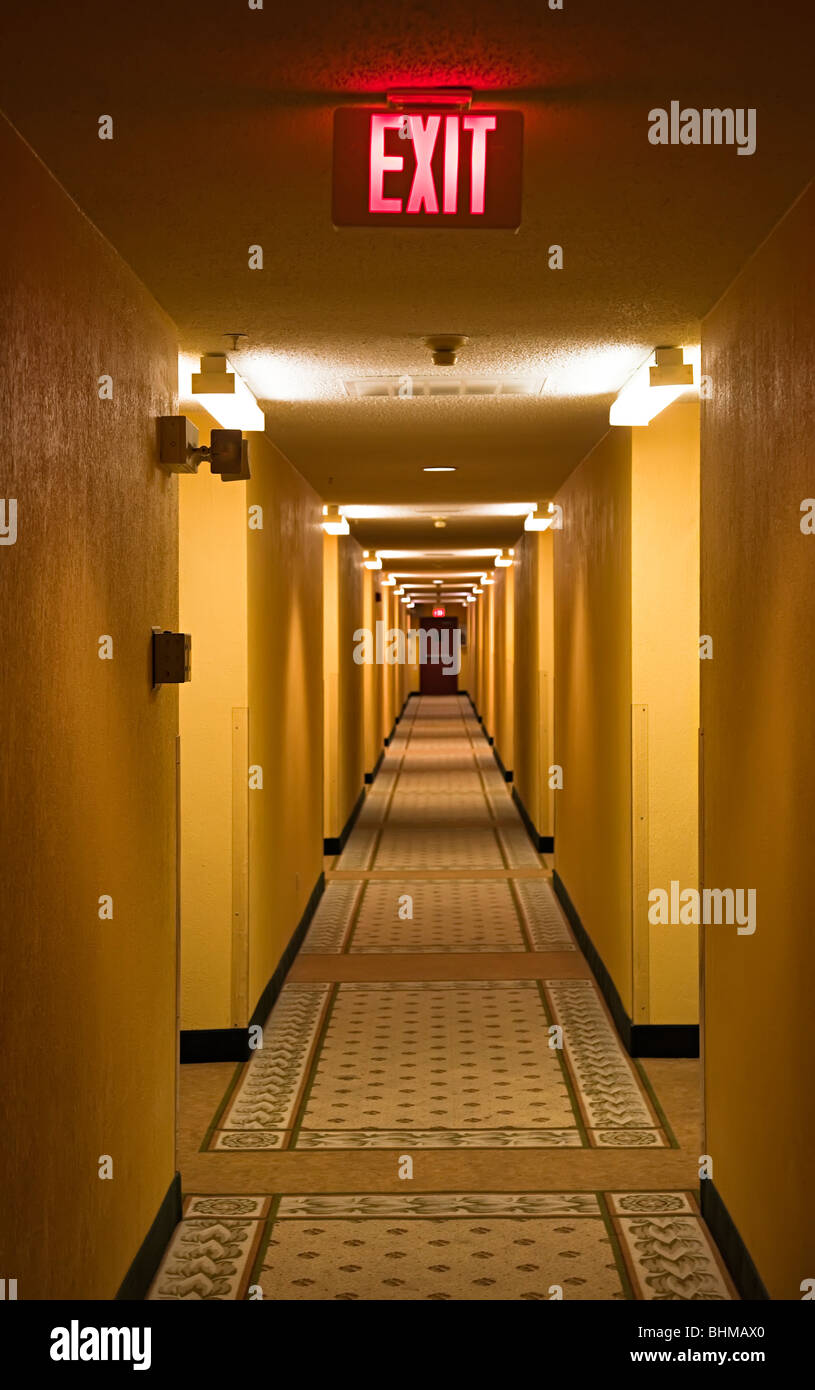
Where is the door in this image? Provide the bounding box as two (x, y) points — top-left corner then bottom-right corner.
(418, 615), (459, 694)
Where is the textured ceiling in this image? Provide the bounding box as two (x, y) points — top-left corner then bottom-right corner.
(2, 0), (812, 566)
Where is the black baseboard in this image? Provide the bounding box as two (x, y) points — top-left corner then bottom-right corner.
(700, 1181), (769, 1301)
(364, 747), (385, 784)
(323, 786), (365, 855)
(181, 871), (326, 1064)
(115, 1171), (181, 1300)
(511, 786), (554, 854)
(179, 1028), (248, 1063)
(248, 871), (325, 1032)
(552, 871), (699, 1059)
(491, 743), (513, 783)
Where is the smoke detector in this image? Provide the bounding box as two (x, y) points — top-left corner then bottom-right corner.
(425, 335), (468, 367)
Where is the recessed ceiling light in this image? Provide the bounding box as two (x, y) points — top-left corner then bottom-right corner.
(423, 466), (457, 472)
(433, 519), (447, 528)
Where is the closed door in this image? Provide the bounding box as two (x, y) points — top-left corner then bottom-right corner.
(418, 616), (459, 694)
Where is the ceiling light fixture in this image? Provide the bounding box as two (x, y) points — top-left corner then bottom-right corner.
(363, 550), (383, 570)
(495, 548), (514, 568)
(423, 466), (457, 472)
(322, 503), (350, 536)
(524, 501), (555, 532)
(381, 572), (396, 586)
(481, 572), (495, 585)
(433, 518), (447, 529)
(609, 346), (698, 426)
(190, 354), (265, 431)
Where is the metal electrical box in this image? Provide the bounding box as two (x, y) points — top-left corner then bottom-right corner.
(152, 630), (191, 686)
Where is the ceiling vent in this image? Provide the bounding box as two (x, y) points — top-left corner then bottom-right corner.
(344, 377), (544, 399)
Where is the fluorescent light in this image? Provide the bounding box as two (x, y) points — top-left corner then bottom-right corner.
(423, 466), (457, 472)
(189, 354), (265, 431)
(495, 548), (514, 567)
(363, 550), (383, 570)
(381, 572), (396, 586)
(610, 347), (698, 426)
(481, 572), (494, 585)
(322, 504), (350, 536)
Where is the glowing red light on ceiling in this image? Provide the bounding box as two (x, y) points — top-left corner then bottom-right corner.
(432, 606), (446, 617)
(332, 108), (523, 229)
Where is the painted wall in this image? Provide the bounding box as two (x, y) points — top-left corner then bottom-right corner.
(492, 566), (515, 774)
(323, 531), (364, 840)
(513, 530), (555, 839)
(178, 423), (247, 1030)
(631, 406), (700, 1024)
(0, 119), (178, 1297)
(701, 185), (815, 1297)
(554, 410), (700, 1027)
(246, 434), (324, 1014)
(554, 428), (634, 1011)
(362, 570), (385, 775)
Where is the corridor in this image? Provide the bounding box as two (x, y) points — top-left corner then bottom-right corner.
(2, 0), (814, 1356)
(151, 696), (733, 1301)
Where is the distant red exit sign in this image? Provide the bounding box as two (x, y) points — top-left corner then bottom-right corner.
(432, 606), (446, 617)
(332, 109), (524, 229)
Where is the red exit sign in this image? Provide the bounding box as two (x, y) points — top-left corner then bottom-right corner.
(432, 606), (446, 617)
(332, 109), (524, 229)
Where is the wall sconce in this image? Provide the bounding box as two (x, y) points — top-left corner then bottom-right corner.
(158, 418), (250, 482)
(322, 504), (350, 535)
(190, 354), (265, 431)
(524, 501), (554, 531)
(610, 346), (698, 426)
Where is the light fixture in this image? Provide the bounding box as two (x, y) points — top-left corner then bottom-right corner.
(394, 586), (405, 596)
(609, 347), (698, 426)
(466, 594), (476, 603)
(363, 550), (383, 570)
(423, 466), (457, 473)
(495, 548), (514, 567)
(381, 572), (396, 586)
(481, 572), (495, 585)
(387, 88), (473, 110)
(473, 587), (483, 594)
(524, 501), (555, 532)
(322, 503), (350, 536)
(433, 518), (447, 528)
(190, 354), (265, 431)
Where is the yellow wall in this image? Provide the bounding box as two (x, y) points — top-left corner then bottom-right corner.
(246, 435), (324, 1014)
(178, 422), (247, 1030)
(492, 567), (515, 772)
(0, 118), (178, 1297)
(179, 429), (323, 1029)
(700, 184), (815, 1297)
(631, 406), (700, 1023)
(362, 571), (385, 774)
(512, 530), (555, 838)
(553, 409), (700, 1026)
(323, 532), (365, 839)
(555, 428), (635, 1011)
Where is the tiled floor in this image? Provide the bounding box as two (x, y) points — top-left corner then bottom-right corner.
(152, 695), (734, 1300)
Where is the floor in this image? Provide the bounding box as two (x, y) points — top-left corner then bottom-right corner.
(152, 694), (736, 1301)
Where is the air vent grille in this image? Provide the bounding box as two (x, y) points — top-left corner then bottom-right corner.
(344, 376), (543, 399)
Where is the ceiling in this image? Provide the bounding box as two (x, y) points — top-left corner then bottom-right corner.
(2, 0), (812, 571)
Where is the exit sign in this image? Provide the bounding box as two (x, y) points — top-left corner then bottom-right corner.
(432, 606), (446, 617)
(332, 109), (524, 229)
